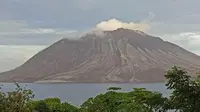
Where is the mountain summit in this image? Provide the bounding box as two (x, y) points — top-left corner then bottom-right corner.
(1, 28), (200, 83)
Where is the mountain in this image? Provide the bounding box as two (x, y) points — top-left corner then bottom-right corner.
(0, 28), (200, 83)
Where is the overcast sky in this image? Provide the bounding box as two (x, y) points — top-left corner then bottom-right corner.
(1, 0), (200, 72)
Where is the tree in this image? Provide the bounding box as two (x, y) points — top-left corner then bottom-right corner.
(195, 72), (200, 85)
(32, 98), (78, 112)
(0, 83), (34, 112)
(81, 87), (166, 112)
(165, 66), (200, 112)
(33, 100), (52, 112)
(128, 88), (168, 112)
(107, 87), (122, 91)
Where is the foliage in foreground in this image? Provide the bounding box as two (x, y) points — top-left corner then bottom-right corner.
(1, 66), (200, 112)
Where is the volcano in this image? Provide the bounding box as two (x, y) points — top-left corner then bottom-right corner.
(0, 28), (200, 83)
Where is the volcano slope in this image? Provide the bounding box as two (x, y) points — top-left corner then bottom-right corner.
(0, 28), (200, 83)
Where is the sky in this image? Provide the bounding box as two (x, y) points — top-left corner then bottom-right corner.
(1, 0), (200, 72)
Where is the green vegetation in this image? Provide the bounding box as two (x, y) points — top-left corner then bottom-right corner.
(1, 66), (200, 112)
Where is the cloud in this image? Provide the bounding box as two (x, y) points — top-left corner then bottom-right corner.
(0, 29), (77, 35)
(0, 21), (77, 35)
(0, 20), (79, 45)
(0, 20), (27, 32)
(95, 18), (150, 32)
(0, 45), (46, 72)
(83, 28), (108, 38)
(161, 32), (200, 55)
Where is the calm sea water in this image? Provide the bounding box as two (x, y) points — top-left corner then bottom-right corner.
(0, 83), (170, 106)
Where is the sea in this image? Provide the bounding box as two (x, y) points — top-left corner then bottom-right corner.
(0, 83), (170, 106)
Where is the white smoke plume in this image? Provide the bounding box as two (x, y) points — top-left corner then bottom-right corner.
(96, 18), (150, 32)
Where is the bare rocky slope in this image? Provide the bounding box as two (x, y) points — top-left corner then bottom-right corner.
(0, 28), (200, 83)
